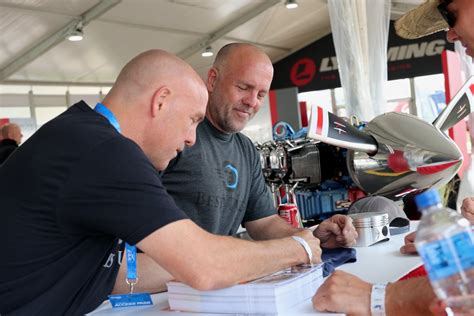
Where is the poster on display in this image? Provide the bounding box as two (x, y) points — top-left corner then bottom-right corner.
(271, 21), (455, 92)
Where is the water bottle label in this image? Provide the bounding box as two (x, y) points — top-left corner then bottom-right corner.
(418, 231), (474, 281)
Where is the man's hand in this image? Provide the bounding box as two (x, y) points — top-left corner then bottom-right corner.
(312, 270), (371, 316)
(461, 197), (474, 225)
(313, 214), (357, 248)
(400, 231), (418, 254)
(429, 299), (448, 316)
(293, 229), (322, 264)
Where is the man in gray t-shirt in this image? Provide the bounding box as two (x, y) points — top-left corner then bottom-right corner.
(162, 116), (273, 236)
(162, 43), (357, 247)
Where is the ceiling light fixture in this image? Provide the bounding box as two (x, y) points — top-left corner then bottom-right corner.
(285, 0), (298, 9)
(68, 21), (84, 42)
(201, 46), (214, 57)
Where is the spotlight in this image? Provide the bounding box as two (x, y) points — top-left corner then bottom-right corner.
(201, 46), (214, 57)
(68, 22), (84, 42)
(285, 0), (298, 9)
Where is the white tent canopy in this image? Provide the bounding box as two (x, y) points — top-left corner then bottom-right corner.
(0, 0), (423, 86)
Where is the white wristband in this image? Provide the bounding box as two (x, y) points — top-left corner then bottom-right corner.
(291, 236), (313, 264)
(371, 283), (387, 316)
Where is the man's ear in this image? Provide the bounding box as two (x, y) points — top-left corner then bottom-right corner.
(151, 86), (171, 117)
(207, 67), (218, 92)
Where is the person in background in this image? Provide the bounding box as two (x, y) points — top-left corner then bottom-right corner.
(0, 49), (322, 315)
(400, 196), (474, 255)
(313, 0), (474, 315)
(0, 123), (22, 164)
(461, 196), (474, 224)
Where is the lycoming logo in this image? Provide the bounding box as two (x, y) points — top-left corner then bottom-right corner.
(290, 58), (316, 87)
(290, 39), (447, 82)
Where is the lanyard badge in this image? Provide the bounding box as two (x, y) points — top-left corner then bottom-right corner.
(94, 103), (153, 308)
(125, 243), (138, 294)
(108, 244), (153, 308)
(108, 245), (152, 308)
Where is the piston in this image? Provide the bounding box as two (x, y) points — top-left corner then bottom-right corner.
(349, 212), (390, 247)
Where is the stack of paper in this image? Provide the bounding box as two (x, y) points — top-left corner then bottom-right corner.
(167, 264), (323, 313)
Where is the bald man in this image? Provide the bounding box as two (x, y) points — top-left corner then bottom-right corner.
(0, 50), (322, 315)
(0, 123), (22, 164)
(161, 43), (357, 245)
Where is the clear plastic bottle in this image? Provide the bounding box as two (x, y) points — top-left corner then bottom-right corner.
(414, 190), (474, 313)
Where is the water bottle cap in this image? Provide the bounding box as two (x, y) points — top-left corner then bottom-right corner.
(414, 190), (441, 210)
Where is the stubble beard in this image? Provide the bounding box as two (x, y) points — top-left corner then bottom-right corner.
(220, 105), (252, 134)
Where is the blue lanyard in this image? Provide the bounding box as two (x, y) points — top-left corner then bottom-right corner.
(94, 103), (121, 133)
(125, 243), (138, 293)
(94, 103), (137, 293)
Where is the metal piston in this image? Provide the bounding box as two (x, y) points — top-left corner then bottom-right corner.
(349, 212), (390, 247)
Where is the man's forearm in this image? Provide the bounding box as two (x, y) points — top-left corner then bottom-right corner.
(137, 220), (319, 291)
(386, 276), (435, 315)
(112, 253), (173, 294)
(245, 215), (303, 240)
(246, 214), (357, 249)
(174, 234), (311, 289)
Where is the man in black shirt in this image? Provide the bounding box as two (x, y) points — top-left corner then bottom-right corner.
(0, 49), (322, 316)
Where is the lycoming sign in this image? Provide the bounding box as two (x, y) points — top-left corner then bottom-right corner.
(272, 21), (454, 92)
(388, 39), (446, 61)
(316, 39), (447, 72)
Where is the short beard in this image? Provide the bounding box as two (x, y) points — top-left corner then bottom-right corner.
(220, 110), (249, 134)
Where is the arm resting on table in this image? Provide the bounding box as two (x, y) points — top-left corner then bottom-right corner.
(386, 276), (435, 315)
(245, 214), (357, 248)
(136, 219), (320, 291)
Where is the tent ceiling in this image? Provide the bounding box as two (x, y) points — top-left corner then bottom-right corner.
(0, 0), (423, 86)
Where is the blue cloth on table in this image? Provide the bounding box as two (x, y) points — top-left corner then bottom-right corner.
(321, 247), (357, 277)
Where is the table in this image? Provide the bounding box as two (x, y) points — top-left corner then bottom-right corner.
(89, 222), (422, 315)
(338, 221), (421, 283)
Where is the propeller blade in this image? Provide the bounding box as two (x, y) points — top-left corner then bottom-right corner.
(433, 76), (474, 131)
(307, 105), (378, 154)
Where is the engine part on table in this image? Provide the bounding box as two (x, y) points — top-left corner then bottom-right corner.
(307, 76), (473, 199)
(257, 139), (359, 221)
(257, 139), (350, 188)
(259, 145), (272, 178)
(348, 195), (410, 235)
(257, 139), (321, 186)
(288, 143), (321, 186)
(349, 212), (390, 247)
(270, 145), (288, 180)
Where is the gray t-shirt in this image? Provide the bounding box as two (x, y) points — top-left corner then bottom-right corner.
(161, 118), (276, 236)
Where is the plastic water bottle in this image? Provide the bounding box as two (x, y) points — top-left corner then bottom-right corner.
(414, 190), (474, 314)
